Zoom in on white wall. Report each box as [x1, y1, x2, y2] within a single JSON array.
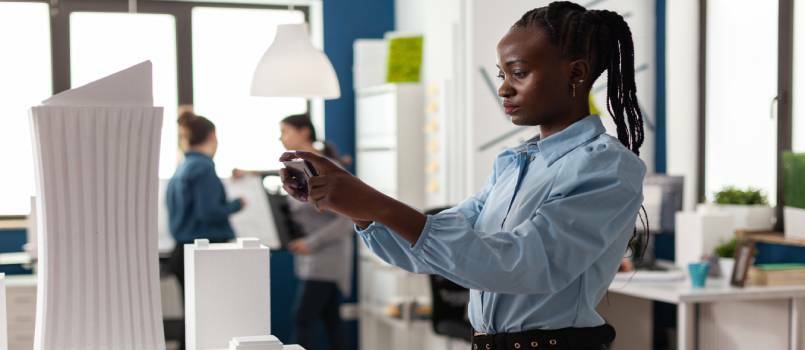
[[665, 0, 700, 210]]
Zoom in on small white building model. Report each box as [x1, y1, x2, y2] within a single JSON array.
[[186, 238, 271, 350]]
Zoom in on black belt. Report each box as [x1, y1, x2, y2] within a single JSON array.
[[471, 324, 615, 350]]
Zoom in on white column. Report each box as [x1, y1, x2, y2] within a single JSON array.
[[666, 0, 701, 210]]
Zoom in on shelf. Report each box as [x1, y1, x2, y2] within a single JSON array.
[[743, 232, 805, 248]]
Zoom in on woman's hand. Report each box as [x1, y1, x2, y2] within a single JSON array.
[[288, 239, 312, 255], [280, 151, 428, 245], [279, 151, 384, 222]]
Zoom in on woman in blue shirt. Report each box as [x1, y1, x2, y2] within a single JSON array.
[[166, 114, 245, 290], [282, 2, 645, 349]]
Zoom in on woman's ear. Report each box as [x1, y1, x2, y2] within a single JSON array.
[[568, 59, 590, 87]]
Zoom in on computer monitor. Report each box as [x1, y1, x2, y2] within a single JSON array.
[[632, 175, 684, 269]]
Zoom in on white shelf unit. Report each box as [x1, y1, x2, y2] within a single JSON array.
[[355, 83, 425, 210], [355, 83, 432, 350]]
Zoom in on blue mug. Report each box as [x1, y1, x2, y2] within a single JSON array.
[[688, 262, 710, 288]]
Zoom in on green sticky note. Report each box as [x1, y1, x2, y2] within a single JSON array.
[[386, 36, 423, 83]]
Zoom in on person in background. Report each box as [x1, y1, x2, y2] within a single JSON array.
[[166, 113, 245, 290], [280, 114, 354, 350]]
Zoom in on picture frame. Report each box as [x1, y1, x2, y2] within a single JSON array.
[[731, 241, 756, 287]]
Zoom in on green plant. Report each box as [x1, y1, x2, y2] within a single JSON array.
[[714, 186, 768, 205], [714, 238, 739, 258], [783, 152, 805, 209]]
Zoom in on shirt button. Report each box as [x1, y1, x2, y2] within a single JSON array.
[[531, 341, 539, 348], [529, 155, 535, 161]]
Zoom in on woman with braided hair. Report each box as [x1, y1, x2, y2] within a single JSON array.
[[281, 2, 646, 349]]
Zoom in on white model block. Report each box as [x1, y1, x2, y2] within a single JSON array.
[[228, 335, 282, 350], [1, 273, 7, 350], [30, 62, 166, 350], [282, 346, 305, 350], [186, 238, 271, 350], [675, 211, 735, 268], [785, 206, 805, 240]]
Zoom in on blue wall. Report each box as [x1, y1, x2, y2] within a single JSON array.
[[323, 0, 395, 175], [318, 1, 395, 349]]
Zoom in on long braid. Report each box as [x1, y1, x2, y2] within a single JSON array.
[[514, 1, 649, 256]]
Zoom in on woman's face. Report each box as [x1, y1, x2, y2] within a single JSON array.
[[496, 26, 575, 126], [279, 122, 310, 150]]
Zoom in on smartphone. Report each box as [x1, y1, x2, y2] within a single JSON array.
[[282, 159, 318, 196]]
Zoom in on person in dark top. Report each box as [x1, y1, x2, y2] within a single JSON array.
[[166, 113, 245, 290]]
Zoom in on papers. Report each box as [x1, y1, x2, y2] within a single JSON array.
[[224, 176, 280, 249], [30, 61, 166, 349]]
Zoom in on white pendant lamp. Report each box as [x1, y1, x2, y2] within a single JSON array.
[[251, 23, 340, 99]]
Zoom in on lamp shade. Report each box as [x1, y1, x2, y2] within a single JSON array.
[[250, 23, 340, 99]]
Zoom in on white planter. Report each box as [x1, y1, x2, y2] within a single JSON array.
[[719, 258, 735, 281], [714, 204, 776, 231], [785, 206, 805, 240], [675, 211, 735, 268]]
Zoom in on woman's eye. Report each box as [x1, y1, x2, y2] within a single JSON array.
[[496, 71, 505, 80], [513, 71, 526, 78]]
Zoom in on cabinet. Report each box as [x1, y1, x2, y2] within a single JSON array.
[[355, 83, 425, 210]]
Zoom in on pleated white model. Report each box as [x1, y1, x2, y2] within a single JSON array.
[[29, 61, 166, 350]]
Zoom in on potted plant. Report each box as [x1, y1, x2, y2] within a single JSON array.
[[784, 152, 805, 240], [712, 186, 775, 231], [714, 238, 738, 280]]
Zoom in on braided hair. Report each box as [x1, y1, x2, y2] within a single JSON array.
[[514, 1, 645, 156], [515, 2, 650, 257]]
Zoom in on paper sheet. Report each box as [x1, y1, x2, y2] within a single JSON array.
[[224, 176, 280, 249], [42, 61, 153, 106]]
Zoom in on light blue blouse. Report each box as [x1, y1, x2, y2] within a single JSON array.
[[357, 115, 646, 333]]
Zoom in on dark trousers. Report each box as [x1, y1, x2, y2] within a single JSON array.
[[293, 280, 345, 350]]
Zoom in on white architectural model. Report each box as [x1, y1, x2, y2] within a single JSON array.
[[1, 273, 7, 350], [228, 335, 282, 350], [186, 238, 271, 350], [30, 61, 166, 349]]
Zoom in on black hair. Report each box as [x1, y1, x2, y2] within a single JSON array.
[[281, 114, 346, 166], [181, 113, 215, 147], [515, 2, 649, 256], [514, 1, 645, 155]]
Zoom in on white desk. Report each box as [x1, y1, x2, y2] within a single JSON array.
[[603, 271, 805, 350]]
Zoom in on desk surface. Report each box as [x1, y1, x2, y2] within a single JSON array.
[[609, 276, 805, 304]]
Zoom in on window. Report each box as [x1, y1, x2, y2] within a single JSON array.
[[705, 0, 779, 204], [192, 7, 307, 176], [70, 12, 179, 178], [795, 0, 805, 152], [0, 2, 52, 216]]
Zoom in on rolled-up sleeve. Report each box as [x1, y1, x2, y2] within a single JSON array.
[[410, 150, 645, 294]]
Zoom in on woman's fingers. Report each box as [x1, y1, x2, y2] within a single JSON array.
[[293, 151, 342, 174]]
